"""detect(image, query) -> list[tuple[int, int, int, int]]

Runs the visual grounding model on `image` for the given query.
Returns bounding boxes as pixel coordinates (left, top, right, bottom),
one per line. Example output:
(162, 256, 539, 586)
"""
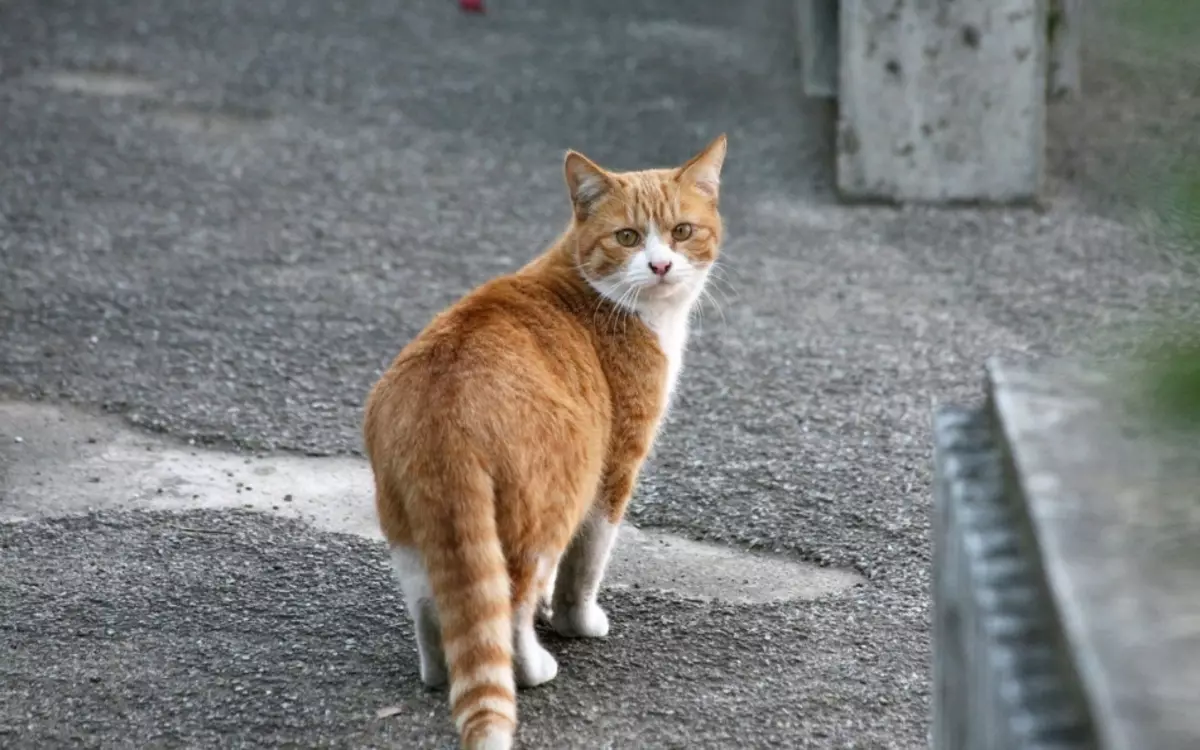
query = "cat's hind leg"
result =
(512, 555, 559, 688)
(535, 554, 558, 625)
(551, 508, 619, 639)
(552, 455, 647, 638)
(390, 545, 449, 688)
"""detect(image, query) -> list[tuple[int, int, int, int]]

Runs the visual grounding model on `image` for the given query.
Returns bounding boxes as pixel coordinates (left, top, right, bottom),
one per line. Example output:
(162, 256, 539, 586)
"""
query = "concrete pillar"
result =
(1048, 0, 1083, 99)
(836, 0, 1049, 204)
(796, 0, 839, 98)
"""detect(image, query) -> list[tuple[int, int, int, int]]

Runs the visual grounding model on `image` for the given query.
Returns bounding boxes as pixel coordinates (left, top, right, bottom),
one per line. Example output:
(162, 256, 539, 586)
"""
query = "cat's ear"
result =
(677, 134, 727, 201)
(564, 150, 612, 219)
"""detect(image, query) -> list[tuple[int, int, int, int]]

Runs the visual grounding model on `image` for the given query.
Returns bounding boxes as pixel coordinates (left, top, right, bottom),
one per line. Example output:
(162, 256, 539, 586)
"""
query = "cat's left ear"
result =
(564, 150, 613, 220)
(676, 134, 727, 202)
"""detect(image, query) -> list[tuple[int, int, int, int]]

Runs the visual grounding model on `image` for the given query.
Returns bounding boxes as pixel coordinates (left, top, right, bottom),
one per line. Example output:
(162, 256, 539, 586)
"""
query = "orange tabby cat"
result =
(363, 135, 727, 750)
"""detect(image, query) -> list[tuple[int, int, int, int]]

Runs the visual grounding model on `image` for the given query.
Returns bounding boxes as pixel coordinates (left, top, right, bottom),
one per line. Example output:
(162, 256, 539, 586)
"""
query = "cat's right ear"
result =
(564, 151, 611, 220)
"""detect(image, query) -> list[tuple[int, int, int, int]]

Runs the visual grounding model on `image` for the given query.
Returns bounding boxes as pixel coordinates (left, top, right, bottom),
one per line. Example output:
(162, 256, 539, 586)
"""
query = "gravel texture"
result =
(1, 0, 1197, 747)
(1, 510, 920, 750)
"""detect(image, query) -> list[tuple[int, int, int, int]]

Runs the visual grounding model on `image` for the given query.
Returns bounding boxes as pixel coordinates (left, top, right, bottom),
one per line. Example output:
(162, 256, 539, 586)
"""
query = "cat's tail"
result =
(414, 469, 516, 750)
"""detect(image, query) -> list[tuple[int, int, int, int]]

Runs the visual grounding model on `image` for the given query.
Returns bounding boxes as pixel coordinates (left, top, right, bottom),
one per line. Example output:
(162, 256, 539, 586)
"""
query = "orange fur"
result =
(363, 135, 727, 750)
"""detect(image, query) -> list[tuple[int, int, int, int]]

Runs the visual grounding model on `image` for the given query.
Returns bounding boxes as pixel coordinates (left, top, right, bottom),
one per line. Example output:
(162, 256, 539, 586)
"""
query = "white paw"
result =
(514, 642, 559, 688)
(552, 600, 610, 638)
(418, 656, 448, 688)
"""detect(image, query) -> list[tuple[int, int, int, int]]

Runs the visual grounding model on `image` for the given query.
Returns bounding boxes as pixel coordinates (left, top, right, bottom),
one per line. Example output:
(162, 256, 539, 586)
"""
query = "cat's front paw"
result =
(551, 600, 610, 638)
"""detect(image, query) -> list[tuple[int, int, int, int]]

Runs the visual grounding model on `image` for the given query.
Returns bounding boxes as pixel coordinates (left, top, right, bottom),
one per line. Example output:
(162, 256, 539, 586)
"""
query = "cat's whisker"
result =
(707, 261, 738, 282)
(606, 283, 637, 333)
(587, 272, 628, 333)
(624, 286, 644, 337)
(709, 259, 743, 279)
(705, 279, 734, 300)
(612, 289, 628, 332)
(576, 264, 607, 328)
(704, 280, 735, 309)
(706, 266, 736, 286)
(691, 293, 708, 328)
(704, 268, 739, 303)
(703, 283, 736, 315)
(617, 284, 639, 326)
(699, 287, 728, 327)
(600, 295, 618, 331)
(604, 289, 624, 332)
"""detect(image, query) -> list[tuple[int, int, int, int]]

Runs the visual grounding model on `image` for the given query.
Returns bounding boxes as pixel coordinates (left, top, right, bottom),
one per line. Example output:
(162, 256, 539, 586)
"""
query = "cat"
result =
(362, 134, 727, 750)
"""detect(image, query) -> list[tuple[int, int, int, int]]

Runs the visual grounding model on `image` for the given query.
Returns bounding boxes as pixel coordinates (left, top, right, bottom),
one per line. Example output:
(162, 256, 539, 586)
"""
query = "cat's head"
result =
(563, 135, 726, 307)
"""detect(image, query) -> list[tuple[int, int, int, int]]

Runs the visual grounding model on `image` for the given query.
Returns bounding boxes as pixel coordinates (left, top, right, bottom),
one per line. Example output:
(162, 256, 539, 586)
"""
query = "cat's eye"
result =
(614, 228, 641, 247)
(671, 223, 693, 241)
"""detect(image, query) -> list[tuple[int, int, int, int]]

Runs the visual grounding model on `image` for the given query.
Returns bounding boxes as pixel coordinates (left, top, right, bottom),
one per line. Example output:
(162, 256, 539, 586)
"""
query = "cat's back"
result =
(364, 267, 608, 453)
(393, 269, 598, 383)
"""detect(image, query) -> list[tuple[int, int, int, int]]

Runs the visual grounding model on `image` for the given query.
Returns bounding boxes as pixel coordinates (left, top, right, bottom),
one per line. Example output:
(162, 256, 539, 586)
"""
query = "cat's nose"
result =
(648, 260, 672, 277)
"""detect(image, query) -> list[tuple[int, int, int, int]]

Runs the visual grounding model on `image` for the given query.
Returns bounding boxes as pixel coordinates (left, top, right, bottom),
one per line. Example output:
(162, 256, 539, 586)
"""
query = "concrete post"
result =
(796, 0, 839, 98)
(836, 0, 1048, 203)
(1048, 0, 1083, 98)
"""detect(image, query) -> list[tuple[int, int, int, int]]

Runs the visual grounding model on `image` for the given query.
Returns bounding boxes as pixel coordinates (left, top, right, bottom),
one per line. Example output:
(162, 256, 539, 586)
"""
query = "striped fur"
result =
(363, 135, 727, 749)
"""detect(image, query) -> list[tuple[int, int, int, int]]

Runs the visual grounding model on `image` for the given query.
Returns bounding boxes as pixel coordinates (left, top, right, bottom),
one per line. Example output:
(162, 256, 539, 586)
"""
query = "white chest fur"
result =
(636, 290, 699, 414)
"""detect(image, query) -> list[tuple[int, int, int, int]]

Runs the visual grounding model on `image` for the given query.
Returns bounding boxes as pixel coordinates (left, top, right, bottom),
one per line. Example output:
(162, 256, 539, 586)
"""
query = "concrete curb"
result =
(932, 358, 1200, 749)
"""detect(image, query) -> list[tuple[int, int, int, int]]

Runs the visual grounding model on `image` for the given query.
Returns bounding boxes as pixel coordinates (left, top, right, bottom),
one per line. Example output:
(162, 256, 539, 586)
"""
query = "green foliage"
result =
(1145, 170, 1200, 426)
(1143, 335, 1200, 429)
(1142, 170, 1200, 429)
(1110, 0, 1200, 428)
(1169, 170, 1200, 249)
(1114, 0, 1200, 47)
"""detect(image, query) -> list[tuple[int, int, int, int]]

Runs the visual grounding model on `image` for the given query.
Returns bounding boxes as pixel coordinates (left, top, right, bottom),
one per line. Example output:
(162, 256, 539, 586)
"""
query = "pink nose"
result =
(648, 260, 672, 277)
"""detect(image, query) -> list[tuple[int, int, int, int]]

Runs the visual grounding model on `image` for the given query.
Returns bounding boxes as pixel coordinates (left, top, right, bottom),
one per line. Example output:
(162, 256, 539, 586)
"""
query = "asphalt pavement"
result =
(1, 1, 1197, 748)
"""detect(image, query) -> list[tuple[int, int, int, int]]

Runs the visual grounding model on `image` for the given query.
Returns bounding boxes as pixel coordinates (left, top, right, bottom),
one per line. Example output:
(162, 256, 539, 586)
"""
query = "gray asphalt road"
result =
(1, 1, 1196, 748)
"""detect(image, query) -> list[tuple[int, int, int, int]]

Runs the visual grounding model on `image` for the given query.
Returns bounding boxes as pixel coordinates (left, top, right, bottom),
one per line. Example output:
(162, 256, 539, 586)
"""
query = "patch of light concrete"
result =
(623, 21, 746, 63)
(151, 106, 274, 137)
(0, 401, 862, 604)
(32, 70, 160, 97)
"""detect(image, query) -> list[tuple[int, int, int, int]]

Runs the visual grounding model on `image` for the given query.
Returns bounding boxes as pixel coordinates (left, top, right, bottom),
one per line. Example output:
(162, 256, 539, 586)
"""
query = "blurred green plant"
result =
(1165, 170, 1200, 250)
(1112, 0, 1200, 49)
(1139, 160, 1200, 429)
(1111, 0, 1200, 428)
(1143, 337, 1200, 429)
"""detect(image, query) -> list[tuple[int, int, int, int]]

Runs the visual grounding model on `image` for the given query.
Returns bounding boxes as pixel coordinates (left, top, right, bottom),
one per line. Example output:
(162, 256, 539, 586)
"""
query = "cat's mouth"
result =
(639, 278, 687, 298)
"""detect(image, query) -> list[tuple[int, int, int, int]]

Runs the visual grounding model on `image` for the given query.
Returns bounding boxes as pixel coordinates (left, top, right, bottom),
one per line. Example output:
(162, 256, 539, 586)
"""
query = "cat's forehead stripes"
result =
(605, 169, 686, 226)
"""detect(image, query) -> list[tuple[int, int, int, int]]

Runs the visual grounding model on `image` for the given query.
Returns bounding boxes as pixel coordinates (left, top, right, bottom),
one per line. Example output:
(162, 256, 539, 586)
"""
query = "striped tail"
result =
(415, 473, 517, 750)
